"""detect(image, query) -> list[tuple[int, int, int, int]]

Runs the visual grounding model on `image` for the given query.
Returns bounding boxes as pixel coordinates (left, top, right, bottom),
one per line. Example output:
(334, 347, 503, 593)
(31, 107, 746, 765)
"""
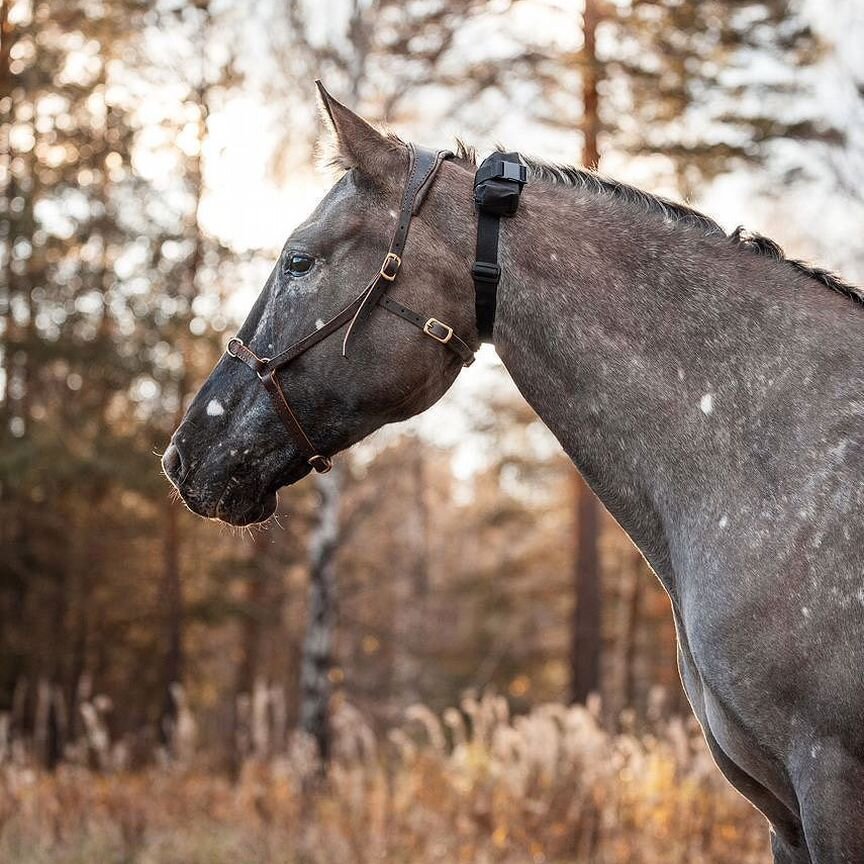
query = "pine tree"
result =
(0, 0, 156, 761)
(0, 0, 246, 762)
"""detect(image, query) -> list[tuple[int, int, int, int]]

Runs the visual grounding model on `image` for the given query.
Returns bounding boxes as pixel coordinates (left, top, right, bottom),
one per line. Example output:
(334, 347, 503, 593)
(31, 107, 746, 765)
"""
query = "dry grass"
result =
(0, 695, 770, 864)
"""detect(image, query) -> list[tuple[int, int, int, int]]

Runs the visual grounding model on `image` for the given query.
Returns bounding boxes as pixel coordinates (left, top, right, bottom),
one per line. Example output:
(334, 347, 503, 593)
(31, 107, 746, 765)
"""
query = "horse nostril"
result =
(162, 443, 184, 484)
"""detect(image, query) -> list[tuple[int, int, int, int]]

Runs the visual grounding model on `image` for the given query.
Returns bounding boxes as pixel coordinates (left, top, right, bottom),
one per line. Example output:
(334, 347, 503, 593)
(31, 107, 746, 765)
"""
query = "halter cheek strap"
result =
(341, 146, 452, 355)
(225, 145, 473, 474)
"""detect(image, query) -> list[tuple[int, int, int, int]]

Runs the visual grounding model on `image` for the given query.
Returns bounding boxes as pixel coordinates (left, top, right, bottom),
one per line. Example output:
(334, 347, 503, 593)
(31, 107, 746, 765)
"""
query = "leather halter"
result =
(225, 145, 473, 474)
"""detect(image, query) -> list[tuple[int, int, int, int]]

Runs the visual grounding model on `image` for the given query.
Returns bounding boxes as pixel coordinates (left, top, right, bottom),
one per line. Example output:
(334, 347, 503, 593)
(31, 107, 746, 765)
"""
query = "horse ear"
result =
(315, 80, 404, 182)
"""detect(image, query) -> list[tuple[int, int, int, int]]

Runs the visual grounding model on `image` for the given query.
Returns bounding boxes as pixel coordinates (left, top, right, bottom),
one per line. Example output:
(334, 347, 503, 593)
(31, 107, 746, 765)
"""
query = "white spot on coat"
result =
(801, 606, 811, 619)
(700, 393, 714, 415)
(718, 515, 728, 529)
(315, 318, 325, 329)
(206, 399, 224, 417)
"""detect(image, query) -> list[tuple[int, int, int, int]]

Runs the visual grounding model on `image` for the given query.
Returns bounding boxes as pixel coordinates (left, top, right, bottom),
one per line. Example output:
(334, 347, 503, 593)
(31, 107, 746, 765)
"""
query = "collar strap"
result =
(472, 152, 526, 342)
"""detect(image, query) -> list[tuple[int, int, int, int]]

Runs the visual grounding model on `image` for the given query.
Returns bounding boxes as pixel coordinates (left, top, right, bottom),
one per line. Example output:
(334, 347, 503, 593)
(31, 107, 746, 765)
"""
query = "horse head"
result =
(162, 84, 477, 525)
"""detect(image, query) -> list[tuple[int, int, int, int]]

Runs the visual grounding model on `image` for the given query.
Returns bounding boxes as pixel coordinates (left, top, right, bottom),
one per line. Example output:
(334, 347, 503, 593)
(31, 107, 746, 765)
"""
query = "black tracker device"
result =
(472, 152, 527, 342)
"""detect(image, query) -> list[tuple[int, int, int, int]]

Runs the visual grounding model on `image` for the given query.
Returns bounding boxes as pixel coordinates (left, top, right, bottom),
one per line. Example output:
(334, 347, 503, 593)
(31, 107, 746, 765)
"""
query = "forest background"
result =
(2, 0, 863, 861)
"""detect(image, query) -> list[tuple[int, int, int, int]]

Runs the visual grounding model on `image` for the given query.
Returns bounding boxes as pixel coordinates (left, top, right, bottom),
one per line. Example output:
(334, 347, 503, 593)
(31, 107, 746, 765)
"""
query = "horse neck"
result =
(492, 183, 860, 589)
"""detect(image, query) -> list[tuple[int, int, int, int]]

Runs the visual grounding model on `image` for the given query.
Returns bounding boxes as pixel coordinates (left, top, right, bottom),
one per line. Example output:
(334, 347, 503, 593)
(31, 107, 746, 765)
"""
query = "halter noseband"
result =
(225, 145, 474, 474)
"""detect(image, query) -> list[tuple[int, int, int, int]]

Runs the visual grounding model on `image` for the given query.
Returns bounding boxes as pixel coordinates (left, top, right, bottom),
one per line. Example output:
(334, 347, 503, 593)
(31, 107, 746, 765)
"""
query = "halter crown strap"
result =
(341, 144, 451, 355)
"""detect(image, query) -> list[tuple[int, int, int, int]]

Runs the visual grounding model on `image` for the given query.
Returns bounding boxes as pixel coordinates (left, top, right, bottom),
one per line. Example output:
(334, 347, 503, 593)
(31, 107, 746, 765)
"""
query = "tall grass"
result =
(0, 694, 770, 864)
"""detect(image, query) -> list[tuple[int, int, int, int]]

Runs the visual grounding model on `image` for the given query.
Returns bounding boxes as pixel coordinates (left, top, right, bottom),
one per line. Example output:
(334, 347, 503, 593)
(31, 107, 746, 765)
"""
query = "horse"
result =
(163, 83, 864, 863)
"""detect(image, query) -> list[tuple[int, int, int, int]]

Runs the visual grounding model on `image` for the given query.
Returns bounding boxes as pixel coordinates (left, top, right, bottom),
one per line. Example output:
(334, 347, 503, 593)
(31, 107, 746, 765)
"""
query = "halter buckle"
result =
(308, 454, 333, 473)
(423, 318, 453, 344)
(226, 337, 243, 357)
(379, 252, 401, 282)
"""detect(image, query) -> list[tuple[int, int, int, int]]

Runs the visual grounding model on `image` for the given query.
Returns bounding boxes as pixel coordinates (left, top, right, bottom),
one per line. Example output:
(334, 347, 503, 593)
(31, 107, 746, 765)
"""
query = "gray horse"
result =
(163, 86, 864, 862)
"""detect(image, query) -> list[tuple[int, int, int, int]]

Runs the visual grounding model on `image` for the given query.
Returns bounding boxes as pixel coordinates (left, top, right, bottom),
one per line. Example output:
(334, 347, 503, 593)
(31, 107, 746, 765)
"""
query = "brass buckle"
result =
(423, 318, 453, 344)
(226, 337, 243, 357)
(308, 454, 333, 473)
(379, 252, 401, 282)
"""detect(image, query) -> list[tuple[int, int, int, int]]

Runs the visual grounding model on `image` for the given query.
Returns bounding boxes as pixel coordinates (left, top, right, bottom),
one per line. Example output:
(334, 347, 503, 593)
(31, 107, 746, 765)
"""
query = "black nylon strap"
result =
(472, 151, 525, 342)
(473, 208, 502, 340)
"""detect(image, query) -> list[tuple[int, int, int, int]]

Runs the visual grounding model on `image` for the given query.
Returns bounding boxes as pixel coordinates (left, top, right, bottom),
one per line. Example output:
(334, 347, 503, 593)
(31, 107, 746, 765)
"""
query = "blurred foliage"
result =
(0, 694, 771, 864)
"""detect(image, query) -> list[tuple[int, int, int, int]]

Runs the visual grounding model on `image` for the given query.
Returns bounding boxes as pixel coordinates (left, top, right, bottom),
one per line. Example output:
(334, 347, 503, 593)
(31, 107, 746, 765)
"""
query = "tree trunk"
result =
(569, 0, 604, 705)
(569, 477, 602, 704)
(0, 0, 13, 429)
(0, 0, 13, 100)
(299, 462, 343, 762)
(392, 440, 429, 706)
(622, 545, 644, 712)
(231, 560, 263, 771)
(159, 501, 184, 753)
(581, 0, 601, 169)
(157, 0, 212, 752)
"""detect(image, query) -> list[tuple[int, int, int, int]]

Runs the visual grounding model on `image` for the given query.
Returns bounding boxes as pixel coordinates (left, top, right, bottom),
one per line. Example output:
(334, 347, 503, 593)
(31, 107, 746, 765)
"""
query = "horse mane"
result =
(725, 228, 864, 306)
(452, 142, 864, 308)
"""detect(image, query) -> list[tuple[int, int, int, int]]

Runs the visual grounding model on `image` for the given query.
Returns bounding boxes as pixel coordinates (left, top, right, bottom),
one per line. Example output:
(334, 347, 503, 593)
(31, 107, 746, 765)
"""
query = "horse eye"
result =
(284, 253, 315, 277)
